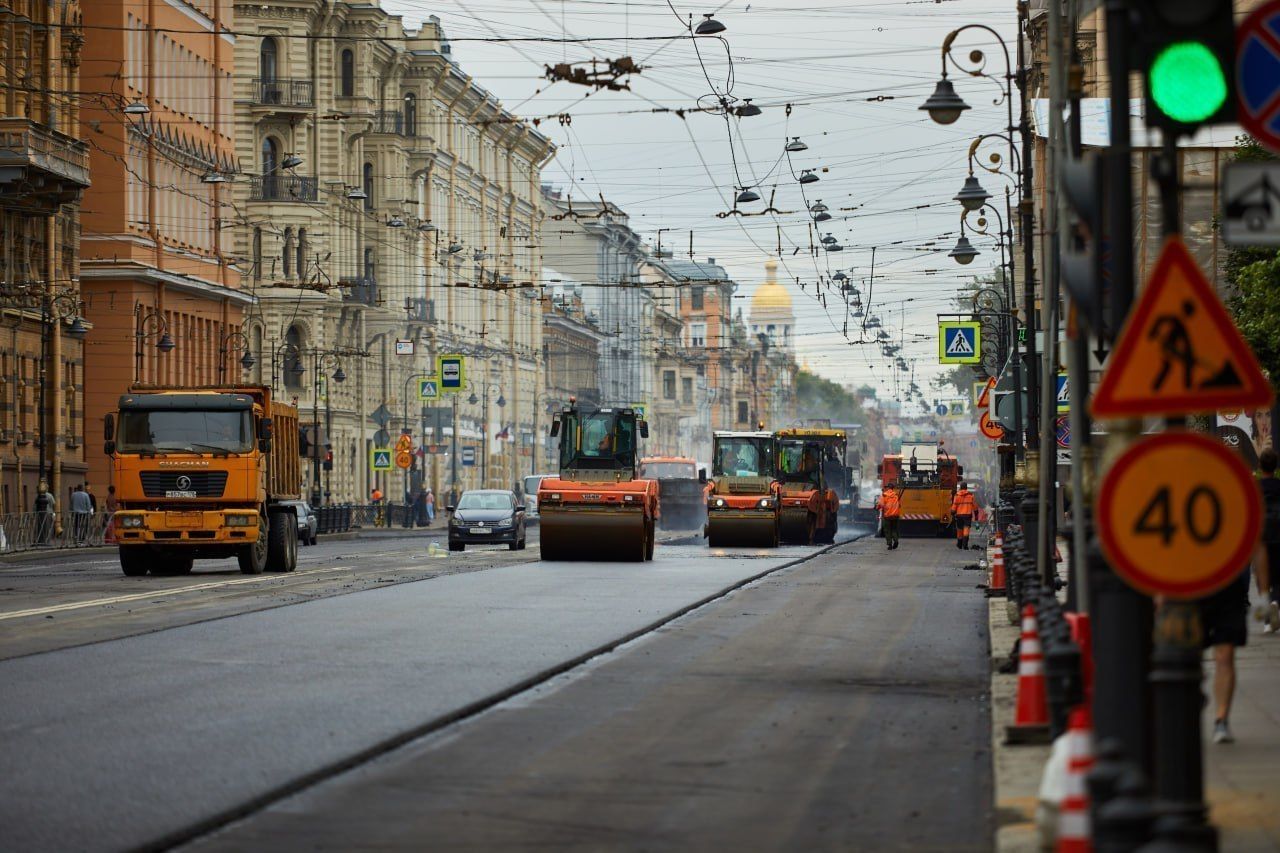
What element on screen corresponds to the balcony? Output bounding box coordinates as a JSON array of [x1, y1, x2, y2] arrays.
[[372, 110, 413, 136], [405, 297, 435, 323], [249, 175, 318, 202], [341, 276, 378, 306], [251, 78, 314, 110], [0, 118, 90, 213]]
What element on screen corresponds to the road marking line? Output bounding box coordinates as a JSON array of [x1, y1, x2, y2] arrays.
[[0, 566, 352, 622]]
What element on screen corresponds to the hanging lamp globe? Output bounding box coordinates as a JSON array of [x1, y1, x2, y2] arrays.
[[785, 137, 808, 153], [954, 175, 991, 211], [332, 367, 347, 383], [735, 99, 762, 117], [240, 350, 257, 370], [736, 187, 761, 203], [157, 332, 176, 353], [281, 153, 303, 169], [694, 14, 726, 35], [799, 170, 819, 185], [919, 77, 971, 125], [949, 235, 980, 265]]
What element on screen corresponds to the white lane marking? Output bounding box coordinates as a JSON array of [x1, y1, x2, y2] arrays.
[[0, 566, 352, 622]]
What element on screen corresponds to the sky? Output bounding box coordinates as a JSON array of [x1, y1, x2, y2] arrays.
[[382, 0, 1019, 405]]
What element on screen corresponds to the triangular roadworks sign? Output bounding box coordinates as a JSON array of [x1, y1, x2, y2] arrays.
[[1091, 237, 1273, 418], [977, 376, 996, 409]]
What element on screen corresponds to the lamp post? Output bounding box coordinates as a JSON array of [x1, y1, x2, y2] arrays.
[[219, 330, 257, 380], [39, 291, 88, 486], [133, 303, 176, 382], [468, 383, 506, 489], [305, 350, 346, 507], [400, 370, 435, 517], [924, 22, 1040, 461]]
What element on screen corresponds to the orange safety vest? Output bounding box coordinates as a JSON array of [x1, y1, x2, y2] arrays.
[[877, 490, 902, 518], [952, 489, 976, 516]]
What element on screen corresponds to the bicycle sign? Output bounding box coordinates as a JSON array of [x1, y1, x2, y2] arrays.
[[1097, 431, 1261, 599]]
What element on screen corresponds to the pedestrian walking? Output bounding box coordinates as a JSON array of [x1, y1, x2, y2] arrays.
[[876, 483, 902, 551], [951, 482, 977, 550], [105, 485, 119, 514], [85, 483, 98, 514], [70, 484, 93, 545], [34, 481, 57, 545], [425, 488, 435, 522], [414, 489, 428, 527]]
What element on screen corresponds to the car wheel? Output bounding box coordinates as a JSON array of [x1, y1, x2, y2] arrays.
[[449, 541, 464, 552], [508, 538, 519, 551]]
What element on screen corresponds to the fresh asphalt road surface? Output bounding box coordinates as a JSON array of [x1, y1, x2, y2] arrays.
[[1, 530, 873, 852], [188, 534, 992, 852]]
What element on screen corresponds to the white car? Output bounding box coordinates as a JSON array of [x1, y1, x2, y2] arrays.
[[522, 474, 557, 519]]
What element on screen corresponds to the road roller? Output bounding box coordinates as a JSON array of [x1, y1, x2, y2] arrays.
[[704, 431, 780, 548], [776, 431, 841, 545], [537, 400, 658, 562]]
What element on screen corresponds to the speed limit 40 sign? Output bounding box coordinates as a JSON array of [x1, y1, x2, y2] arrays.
[[1097, 431, 1261, 599]]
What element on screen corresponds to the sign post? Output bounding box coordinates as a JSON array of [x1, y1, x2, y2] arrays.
[[437, 354, 465, 394], [937, 321, 982, 365]]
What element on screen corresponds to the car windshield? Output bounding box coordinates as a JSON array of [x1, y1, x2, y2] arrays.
[[559, 411, 636, 468], [118, 409, 252, 453], [639, 461, 697, 479], [457, 492, 513, 511], [778, 441, 822, 485], [712, 439, 773, 478]]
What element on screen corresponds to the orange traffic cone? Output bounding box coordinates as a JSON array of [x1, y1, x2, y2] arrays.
[[987, 531, 1007, 597], [1056, 706, 1094, 852], [1006, 604, 1051, 744]]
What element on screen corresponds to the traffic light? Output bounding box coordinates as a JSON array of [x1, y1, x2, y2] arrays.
[[1060, 152, 1105, 331], [323, 447, 333, 471], [1134, 0, 1236, 134]]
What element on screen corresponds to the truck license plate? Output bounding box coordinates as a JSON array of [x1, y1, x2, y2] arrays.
[[166, 491, 198, 499], [469, 527, 490, 534], [166, 511, 201, 527]]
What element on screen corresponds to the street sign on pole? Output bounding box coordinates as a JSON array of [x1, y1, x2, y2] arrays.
[[1097, 431, 1262, 599], [395, 339, 415, 356], [1236, 0, 1280, 155], [370, 448, 393, 472], [937, 321, 982, 365], [1222, 162, 1280, 246], [1055, 374, 1070, 413], [395, 433, 413, 453], [418, 378, 439, 400], [976, 376, 996, 409], [1055, 415, 1071, 449], [1090, 237, 1274, 418], [979, 411, 1004, 441], [461, 446, 476, 467], [395, 451, 413, 470], [438, 354, 465, 393]]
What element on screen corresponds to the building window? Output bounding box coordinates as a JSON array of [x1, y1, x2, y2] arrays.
[[689, 323, 706, 347], [681, 377, 693, 404], [691, 286, 704, 310], [737, 401, 749, 424], [662, 370, 676, 400], [362, 162, 374, 210], [404, 92, 417, 137], [284, 324, 304, 390], [340, 49, 354, 97], [283, 227, 293, 278], [260, 37, 278, 82], [363, 247, 375, 282], [296, 228, 307, 279]]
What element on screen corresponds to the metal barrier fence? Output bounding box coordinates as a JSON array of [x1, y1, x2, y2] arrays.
[[0, 512, 111, 554]]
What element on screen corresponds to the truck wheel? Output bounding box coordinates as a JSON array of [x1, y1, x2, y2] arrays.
[[120, 548, 148, 577], [267, 512, 297, 572], [238, 521, 269, 574]]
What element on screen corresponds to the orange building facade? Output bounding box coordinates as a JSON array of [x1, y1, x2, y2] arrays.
[[78, 0, 248, 488]]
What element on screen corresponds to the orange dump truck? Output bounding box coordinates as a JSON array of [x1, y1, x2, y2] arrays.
[[639, 456, 707, 531], [878, 442, 961, 537], [106, 385, 301, 576], [537, 401, 658, 561]]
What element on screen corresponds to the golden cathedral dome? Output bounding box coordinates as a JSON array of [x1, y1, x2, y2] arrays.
[[750, 258, 794, 314]]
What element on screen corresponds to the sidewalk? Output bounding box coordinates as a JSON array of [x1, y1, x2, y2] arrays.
[[989, 582, 1280, 851]]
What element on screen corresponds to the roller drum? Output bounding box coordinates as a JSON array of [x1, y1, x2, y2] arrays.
[[706, 514, 778, 548], [539, 507, 649, 561]]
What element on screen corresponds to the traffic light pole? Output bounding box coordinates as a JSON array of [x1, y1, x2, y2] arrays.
[[1089, 1, 1155, 844]]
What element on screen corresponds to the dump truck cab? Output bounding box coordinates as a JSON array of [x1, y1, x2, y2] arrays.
[[537, 401, 658, 561], [639, 456, 707, 531], [776, 429, 841, 545], [705, 431, 780, 548]]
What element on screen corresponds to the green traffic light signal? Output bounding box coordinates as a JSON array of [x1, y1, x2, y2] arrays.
[[1149, 42, 1229, 125]]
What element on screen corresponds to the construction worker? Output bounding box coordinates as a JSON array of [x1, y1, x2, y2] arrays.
[[951, 482, 977, 550], [876, 483, 902, 551]]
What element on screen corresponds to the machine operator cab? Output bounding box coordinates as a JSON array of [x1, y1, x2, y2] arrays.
[[712, 432, 777, 481], [549, 402, 649, 482]]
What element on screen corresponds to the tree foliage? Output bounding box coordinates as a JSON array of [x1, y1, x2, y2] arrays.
[[796, 370, 865, 425]]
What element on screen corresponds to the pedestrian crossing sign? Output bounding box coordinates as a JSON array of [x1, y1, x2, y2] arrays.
[[1056, 374, 1070, 413], [370, 448, 393, 472], [1091, 237, 1273, 418], [938, 321, 982, 365], [418, 379, 438, 400]]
